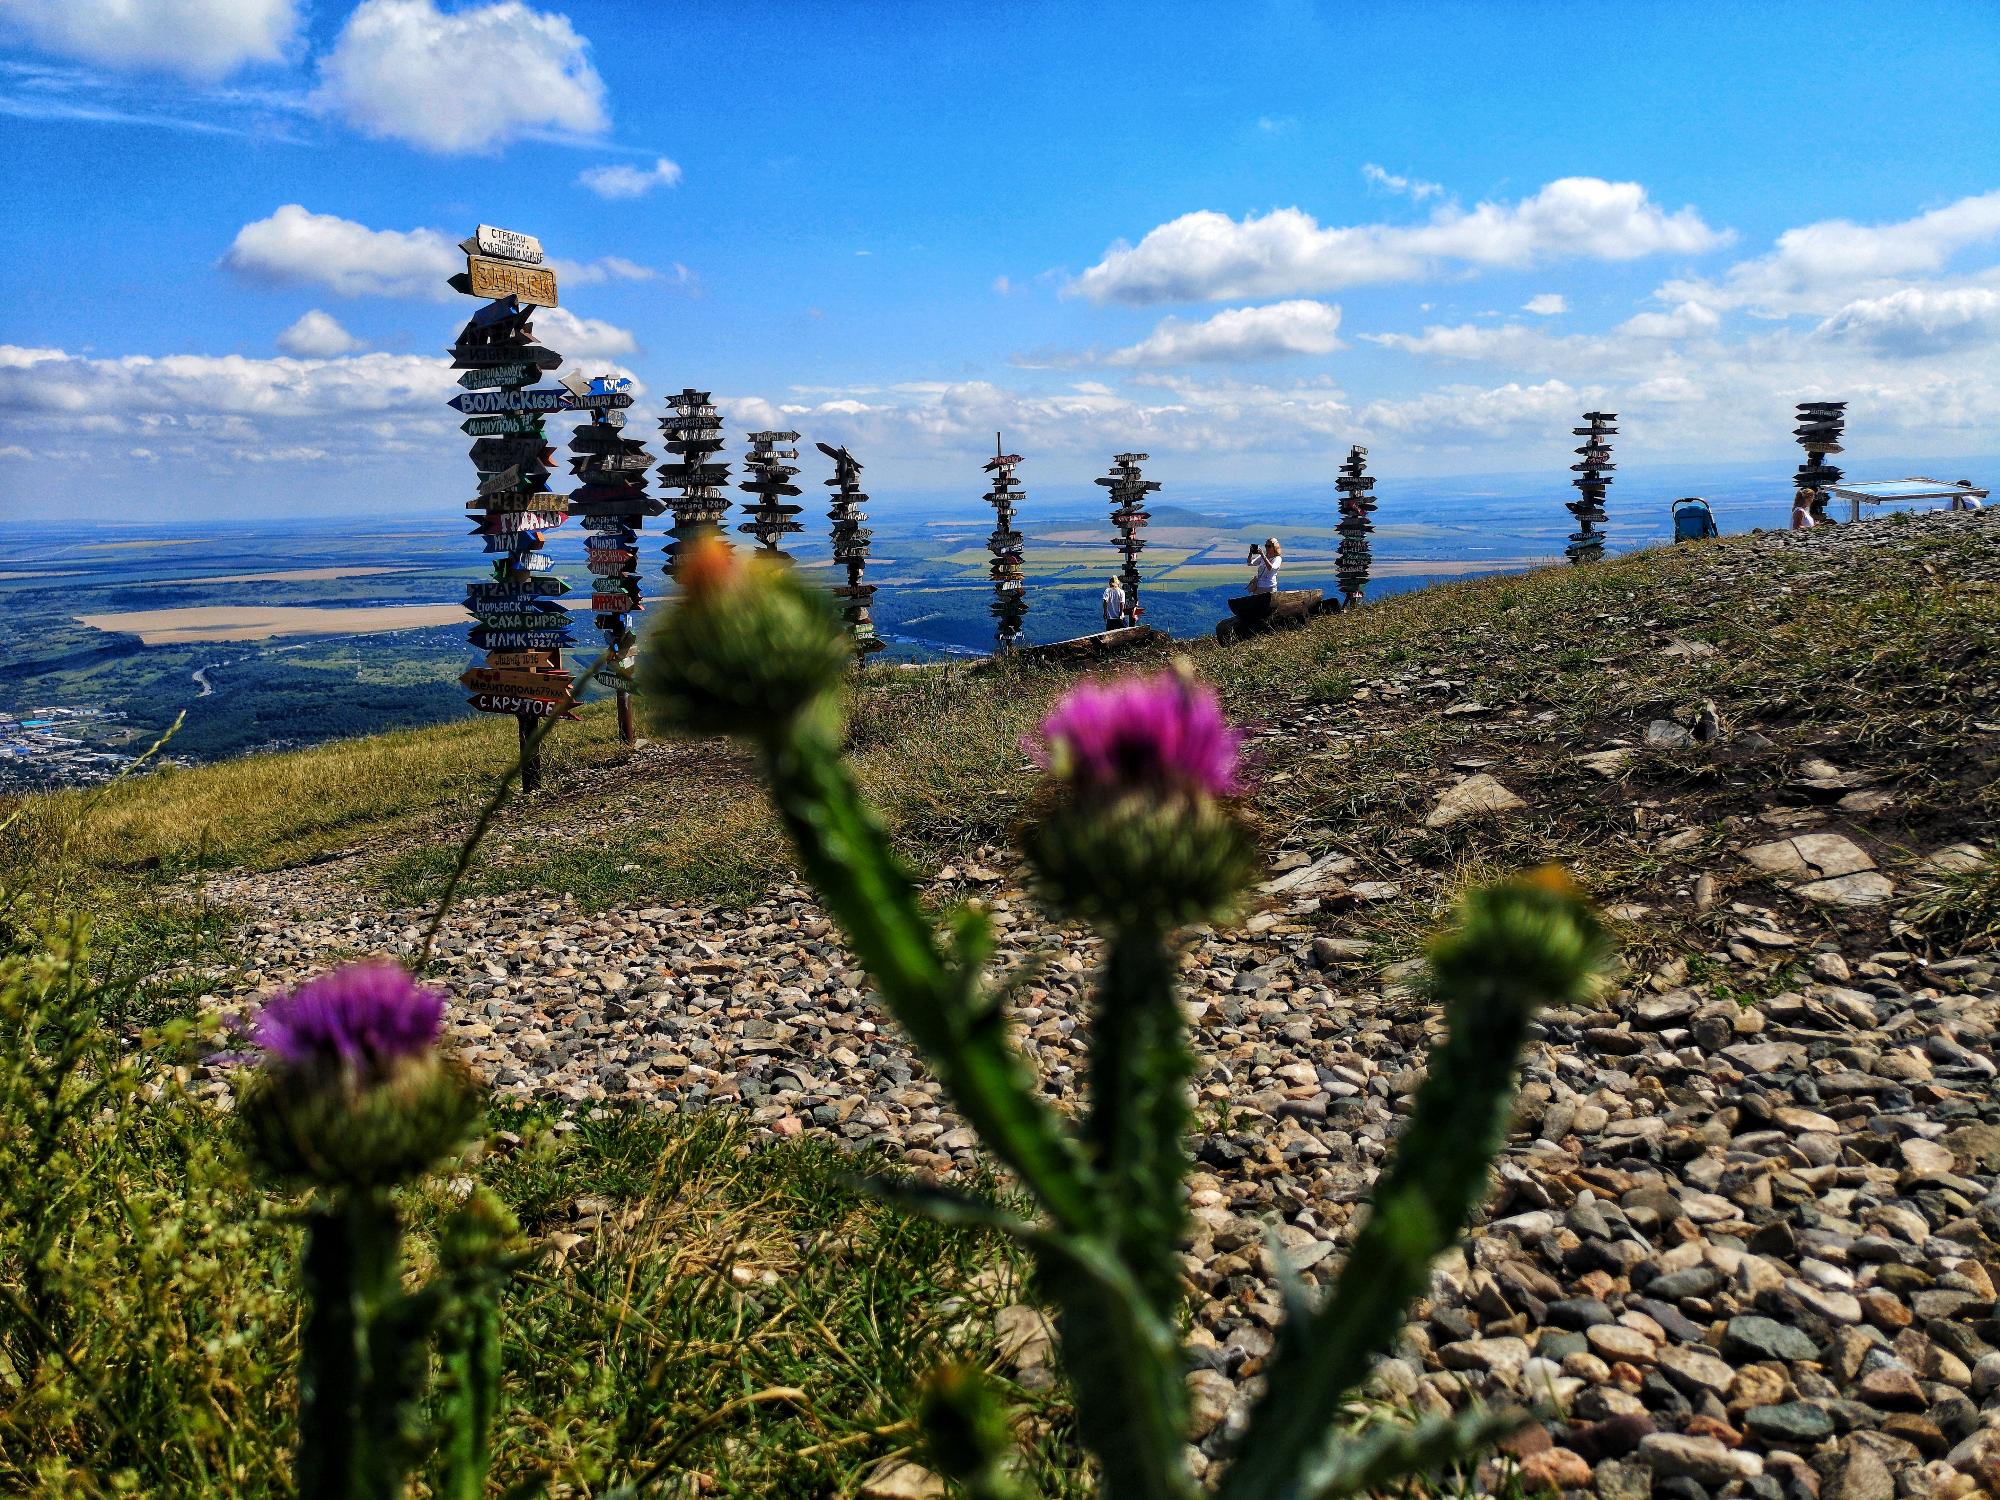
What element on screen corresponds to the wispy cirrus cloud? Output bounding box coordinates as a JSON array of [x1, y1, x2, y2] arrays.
[[578, 156, 683, 199]]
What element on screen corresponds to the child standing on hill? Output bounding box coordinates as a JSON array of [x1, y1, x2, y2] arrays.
[[1246, 538, 1283, 593]]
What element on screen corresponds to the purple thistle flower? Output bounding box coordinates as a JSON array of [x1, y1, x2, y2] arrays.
[[254, 961, 445, 1077], [1028, 670, 1242, 799]]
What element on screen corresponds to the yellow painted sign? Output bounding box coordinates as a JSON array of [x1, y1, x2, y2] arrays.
[[466, 254, 558, 307]]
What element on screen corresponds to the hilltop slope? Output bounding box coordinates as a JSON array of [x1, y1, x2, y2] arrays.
[[18, 509, 2000, 1494]]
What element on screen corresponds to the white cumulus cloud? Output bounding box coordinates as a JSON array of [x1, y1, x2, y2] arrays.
[[578, 156, 683, 199], [224, 204, 458, 299], [0, 0, 298, 79], [314, 0, 607, 154], [1660, 190, 2000, 316], [1099, 300, 1344, 366], [1614, 300, 1721, 339], [1816, 286, 2000, 355], [276, 309, 367, 356], [1070, 178, 1729, 304], [1523, 293, 1567, 316], [534, 307, 638, 362]]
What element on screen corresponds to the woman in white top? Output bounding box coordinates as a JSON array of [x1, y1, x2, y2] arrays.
[[1790, 491, 1815, 531], [1246, 537, 1283, 593]]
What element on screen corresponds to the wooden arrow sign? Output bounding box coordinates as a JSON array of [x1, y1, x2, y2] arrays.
[[468, 693, 578, 720], [450, 342, 559, 370], [591, 593, 643, 613], [481, 648, 561, 669], [471, 225, 544, 264], [571, 450, 652, 473], [469, 294, 522, 328], [469, 628, 574, 651], [466, 607, 570, 630], [463, 254, 558, 307], [451, 387, 567, 415], [560, 391, 635, 411], [458, 364, 541, 390], [461, 666, 570, 694], [461, 413, 543, 437], [469, 436, 550, 467], [477, 465, 523, 496]]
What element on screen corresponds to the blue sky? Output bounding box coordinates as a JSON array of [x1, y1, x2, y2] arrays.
[[4, 0, 1999, 519]]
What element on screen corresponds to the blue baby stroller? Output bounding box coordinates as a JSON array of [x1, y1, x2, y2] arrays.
[[1672, 497, 1719, 543]]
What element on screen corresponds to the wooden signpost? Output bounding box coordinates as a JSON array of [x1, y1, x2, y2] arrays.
[[983, 434, 1030, 650], [1096, 452, 1160, 625], [819, 441, 884, 656], [1565, 412, 1616, 565], [1794, 400, 1846, 519], [739, 430, 805, 559], [567, 372, 658, 743], [659, 389, 730, 576], [449, 224, 572, 790], [1334, 445, 1377, 604]]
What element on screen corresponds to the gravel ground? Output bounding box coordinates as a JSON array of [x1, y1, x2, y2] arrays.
[[191, 513, 2000, 1498]]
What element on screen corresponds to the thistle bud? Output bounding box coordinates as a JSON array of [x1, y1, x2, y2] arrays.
[[1021, 666, 1256, 930], [638, 535, 854, 741], [239, 961, 479, 1189], [1428, 866, 1609, 1030]]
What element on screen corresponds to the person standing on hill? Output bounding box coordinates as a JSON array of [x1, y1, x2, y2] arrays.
[[1791, 491, 1817, 530], [1247, 537, 1283, 593], [1101, 576, 1127, 630]]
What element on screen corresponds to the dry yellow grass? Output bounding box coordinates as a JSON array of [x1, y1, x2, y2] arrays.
[[18, 705, 628, 875]]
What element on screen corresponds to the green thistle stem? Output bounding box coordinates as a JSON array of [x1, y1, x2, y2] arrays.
[[297, 1191, 402, 1500], [1087, 926, 1189, 1318], [758, 703, 1100, 1237]]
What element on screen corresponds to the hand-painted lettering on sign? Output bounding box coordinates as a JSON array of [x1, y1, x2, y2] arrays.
[[472, 225, 544, 264], [451, 387, 567, 415], [465, 254, 559, 307]]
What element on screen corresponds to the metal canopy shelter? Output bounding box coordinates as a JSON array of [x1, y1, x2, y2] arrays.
[[1822, 476, 1989, 523]]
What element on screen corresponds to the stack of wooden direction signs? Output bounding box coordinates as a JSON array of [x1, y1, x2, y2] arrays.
[[1794, 400, 1846, 500], [1334, 444, 1377, 604], [564, 372, 652, 690], [983, 436, 1029, 650], [659, 389, 729, 577], [739, 430, 805, 559], [1565, 410, 1616, 566], [445, 224, 576, 720], [1096, 452, 1160, 623], [817, 442, 883, 656]]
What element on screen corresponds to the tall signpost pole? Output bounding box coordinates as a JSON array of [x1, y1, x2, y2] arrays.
[[1334, 445, 1377, 605], [1794, 401, 1846, 522], [660, 389, 730, 579], [818, 442, 884, 656], [447, 225, 573, 793], [1565, 411, 1616, 566], [983, 435, 1029, 651], [565, 371, 652, 746], [739, 430, 805, 560], [1097, 452, 1159, 626]]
